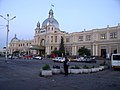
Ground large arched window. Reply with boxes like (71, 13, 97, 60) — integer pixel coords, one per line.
(40, 39, 45, 46)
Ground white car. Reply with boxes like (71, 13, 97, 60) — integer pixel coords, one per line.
(8, 55, 18, 59)
(52, 57, 65, 62)
(33, 56, 42, 60)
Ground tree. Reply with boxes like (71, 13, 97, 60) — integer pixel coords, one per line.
(78, 46, 91, 56)
(59, 36, 65, 56)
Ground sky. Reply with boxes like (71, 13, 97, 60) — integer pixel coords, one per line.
(0, 0, 120, 48)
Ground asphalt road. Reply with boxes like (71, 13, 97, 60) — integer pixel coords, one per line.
(0, 58, 120, 90)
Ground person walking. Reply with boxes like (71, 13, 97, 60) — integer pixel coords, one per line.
(63, 56, 69, 76)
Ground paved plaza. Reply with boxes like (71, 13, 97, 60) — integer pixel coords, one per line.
(0, 58, 120, 90)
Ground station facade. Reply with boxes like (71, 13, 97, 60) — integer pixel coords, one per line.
(9, 9, 120, 57)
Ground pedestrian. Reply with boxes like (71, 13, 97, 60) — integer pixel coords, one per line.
(63, 56, 69, 76)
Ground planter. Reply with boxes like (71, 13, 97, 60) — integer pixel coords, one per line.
(99, 66, 104, 71)
(41, 70, 52, 76)
(87, 69, 92, 73)
(91, 68, 97, 73)
(52, 69, 61, 74)
(91, 67, 99, 73)
(70, 69, 80, 74)
(95, 68, 100, 72)
(82, 69, 89, 73)
(61, 68, 71, 74)
(79, 69, 83, 74)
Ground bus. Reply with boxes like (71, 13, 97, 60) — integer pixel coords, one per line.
(111, 54, 120, 69)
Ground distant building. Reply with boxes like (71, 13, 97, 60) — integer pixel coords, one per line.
(9, 9, 120, 57)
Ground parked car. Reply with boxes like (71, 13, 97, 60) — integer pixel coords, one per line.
(83, 56, 96, 63)
(23, 55, 33, 59)
(33, 56, 42, 60)
(8, 55, 18, 59)
(52, 57, 65, 62)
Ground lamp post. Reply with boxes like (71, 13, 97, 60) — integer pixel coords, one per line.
(0, 14, 16, 62)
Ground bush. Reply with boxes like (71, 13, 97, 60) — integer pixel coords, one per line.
(83, 65, 89, 69)
(53, 65, 60, 69)
(70, 65, 80, 69)
(42, 64, 51, 70)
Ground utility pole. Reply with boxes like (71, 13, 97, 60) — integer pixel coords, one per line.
(0, 14, 16, 62)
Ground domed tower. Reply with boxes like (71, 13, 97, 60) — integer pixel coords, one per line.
(9, 34, 19, 54)
(35, 21, 40, 35)
(42, 9, 59, 29)
(11, 34, 19, 42)
(33, 9, 61, 56)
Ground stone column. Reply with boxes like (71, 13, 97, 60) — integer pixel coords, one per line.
(118, 44, 120, 53)
(46, 46, 50, 55)
(74, 46, 77, 55)
(93, 44, 95, 56)
(107, 29, 109, 40)
(96, 44, 98, 56)
(72, 46, 74, 55)
(108, 45, 111, 55)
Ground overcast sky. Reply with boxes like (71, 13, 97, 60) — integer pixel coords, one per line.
(0, 0, 120, 48)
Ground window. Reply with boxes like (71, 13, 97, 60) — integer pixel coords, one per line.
(55, 47, 57, 50)
(86, 35, 91, 41)
(110, 32, 117, 39)
(79, 36, 83, 41)
(51, 46, 53, 50)
(40, 30, 45, 33)
(51, 36, 53, 42)
(100, 33, 106, 39)
(48, 27, 50, 30)
(55, 36, 57, 42)
(54, 31, 57, 33)
(52, 27, 53, 30)
(66, 38, 70, 42)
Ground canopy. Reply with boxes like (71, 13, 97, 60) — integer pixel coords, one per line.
(29, 45, 45, 50)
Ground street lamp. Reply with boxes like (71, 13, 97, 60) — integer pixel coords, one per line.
(0, 14, 16, 62)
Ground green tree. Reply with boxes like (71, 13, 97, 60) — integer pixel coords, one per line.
(59, 36, 65, 56)
(78, 46, 91, 56)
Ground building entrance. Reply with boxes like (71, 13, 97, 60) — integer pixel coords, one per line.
(101, 49, 106, 58)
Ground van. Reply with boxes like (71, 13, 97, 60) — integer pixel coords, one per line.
(111, 54, 120, 69)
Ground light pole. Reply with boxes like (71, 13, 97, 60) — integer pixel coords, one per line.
(0, 14, 16, 62)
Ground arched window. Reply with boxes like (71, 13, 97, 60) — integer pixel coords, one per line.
(52, 27, 53, 30)
(55, 36, 57, 42)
